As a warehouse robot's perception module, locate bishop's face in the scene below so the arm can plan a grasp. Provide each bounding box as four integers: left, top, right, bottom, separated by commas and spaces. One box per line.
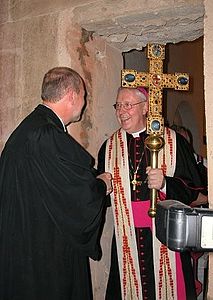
115, 89, 148, 133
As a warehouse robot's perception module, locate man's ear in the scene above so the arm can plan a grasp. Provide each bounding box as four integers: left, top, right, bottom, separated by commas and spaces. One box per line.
142, 101, 148, 115
66, 90, 75, 105
71, 90, 78, 104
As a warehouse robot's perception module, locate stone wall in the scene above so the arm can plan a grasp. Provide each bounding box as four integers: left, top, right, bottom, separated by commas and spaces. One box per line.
204, 1, 213, 299
0, 0, 122, 154
1, 0, 213, 298
0, 2, 122, 298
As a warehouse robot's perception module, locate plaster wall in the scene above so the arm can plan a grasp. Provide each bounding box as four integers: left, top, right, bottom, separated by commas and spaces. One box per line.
0, 12, 60, 150
204, 1, 213, 299
0, 2, 122, 298
58, 12, 121, 157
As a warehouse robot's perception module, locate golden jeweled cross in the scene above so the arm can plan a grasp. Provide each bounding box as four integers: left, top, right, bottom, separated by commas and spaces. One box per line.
122, 44, 189, 136
121, 44, 189, 217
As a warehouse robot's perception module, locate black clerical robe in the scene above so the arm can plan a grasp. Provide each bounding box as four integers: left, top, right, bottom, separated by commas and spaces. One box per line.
0, 104, 106, 300
98, 130, 203, 300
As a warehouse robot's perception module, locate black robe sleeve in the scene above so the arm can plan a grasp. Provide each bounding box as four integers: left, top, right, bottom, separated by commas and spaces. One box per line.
97, 140, 112, 207
0, 106, 108, 299
32, 125, 107, 259
1, 123, 107, 260
165, 132, 203, 205
97, 140, 107, 174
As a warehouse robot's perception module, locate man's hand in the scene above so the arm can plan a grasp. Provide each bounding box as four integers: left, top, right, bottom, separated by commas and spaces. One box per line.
97, 172, 113, 195
146, 166, 165, 190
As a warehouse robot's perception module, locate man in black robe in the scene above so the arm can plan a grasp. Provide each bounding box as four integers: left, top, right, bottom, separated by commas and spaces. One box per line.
0, 67, 112, 300
98, 87, 203, 300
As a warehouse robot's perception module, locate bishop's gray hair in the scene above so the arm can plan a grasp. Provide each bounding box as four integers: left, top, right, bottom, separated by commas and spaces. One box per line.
117, 87, 147, 102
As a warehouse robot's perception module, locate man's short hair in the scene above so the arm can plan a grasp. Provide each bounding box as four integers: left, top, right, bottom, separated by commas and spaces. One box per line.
41, 67, 83, 102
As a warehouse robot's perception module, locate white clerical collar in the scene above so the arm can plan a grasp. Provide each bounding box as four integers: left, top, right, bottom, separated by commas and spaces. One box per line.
131, 128, 146, 138
42, 104, 66, 132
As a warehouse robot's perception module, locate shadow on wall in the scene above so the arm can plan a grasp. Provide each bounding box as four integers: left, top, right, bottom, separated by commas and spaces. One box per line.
172, 101, 199, 153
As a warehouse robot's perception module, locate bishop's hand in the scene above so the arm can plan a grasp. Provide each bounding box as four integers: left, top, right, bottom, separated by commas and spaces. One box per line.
146, 166, 165, 190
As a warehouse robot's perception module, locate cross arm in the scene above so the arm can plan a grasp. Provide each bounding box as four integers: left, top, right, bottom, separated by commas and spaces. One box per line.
122, 69, 189, 91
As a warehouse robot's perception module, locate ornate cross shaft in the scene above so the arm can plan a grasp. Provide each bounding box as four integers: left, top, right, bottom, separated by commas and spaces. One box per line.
121, 44, 189, 217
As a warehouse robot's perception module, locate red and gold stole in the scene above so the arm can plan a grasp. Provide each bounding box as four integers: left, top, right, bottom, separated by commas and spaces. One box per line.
105, 127, 186, 300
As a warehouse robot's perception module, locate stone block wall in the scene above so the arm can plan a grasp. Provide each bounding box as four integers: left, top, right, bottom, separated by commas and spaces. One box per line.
1, 0, 213, 298
0, 2, 122, 298
204, 1, 213, 298
0, 1, 122, 154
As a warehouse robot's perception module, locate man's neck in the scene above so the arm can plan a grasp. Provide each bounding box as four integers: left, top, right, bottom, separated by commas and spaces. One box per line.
42, 103, 66, 132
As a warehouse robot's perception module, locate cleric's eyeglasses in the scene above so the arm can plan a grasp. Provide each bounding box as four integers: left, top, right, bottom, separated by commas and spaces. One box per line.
113, 101, 143, 110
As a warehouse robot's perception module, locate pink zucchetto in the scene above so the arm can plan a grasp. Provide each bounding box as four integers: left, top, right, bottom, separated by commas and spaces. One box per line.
137, 87, 149, 100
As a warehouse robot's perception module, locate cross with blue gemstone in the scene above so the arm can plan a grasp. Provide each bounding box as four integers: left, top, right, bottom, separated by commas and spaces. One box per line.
121, 44, 189, 136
